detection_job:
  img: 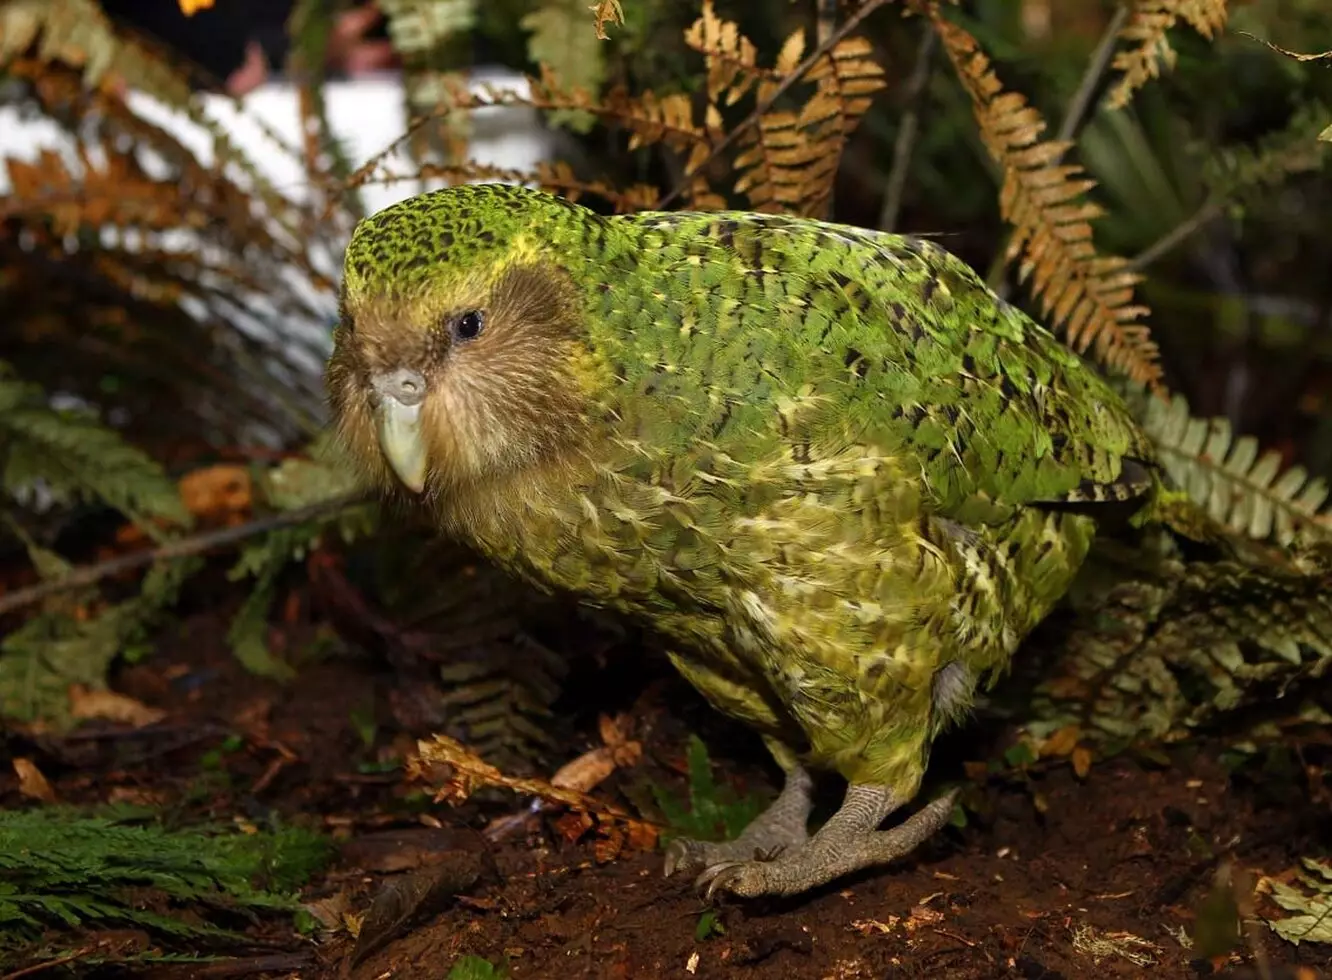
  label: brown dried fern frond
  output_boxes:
[931,9,1165,390]
[1107,0,1230,110]
[371,160,660,214]
[346,67,725,209]
[0,0,310,237]
[686,1,885,217]
[2,61,338,447]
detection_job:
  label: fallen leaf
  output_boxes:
[1072,746,1093,779]
[68,685,167,727]
[178,464,253,522]
[1041,725,1081,757]
[13,757,56,802]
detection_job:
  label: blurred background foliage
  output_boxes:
[1,0,1331,777]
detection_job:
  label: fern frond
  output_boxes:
[688,2,884,217]
[0,807,329,951]
[1128,387,1332,549]
[2,59,337,442]
[219,448,375,680]
[522,0,610,132]
[0,557,201,724]
[932,9,1165,389]
[379,0,476,55]
[682,0,777,107]
[1202,100,1331,206]
[348,71,724,209]
[0,4,307,236]
[1017,539,1332,749]
[380,160,659,212]
[1108,0,1230,110]
[590,0,624,40]
[0,363,189,532]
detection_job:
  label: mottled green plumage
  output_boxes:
[328,183,1163,897]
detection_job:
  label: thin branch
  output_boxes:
[878,24,937,231]
[1125,197,1224,272]
[985,2,1131,292]
[655,0,894,210]
[1056,2,1131,143]
[0,494,364,618]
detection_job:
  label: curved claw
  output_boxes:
[698,860,761,901]
[662,838,698,878]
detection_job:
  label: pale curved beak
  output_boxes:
[370,368,428,494]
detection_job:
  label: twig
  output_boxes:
[1056,3,1131,143]
[878,24,937,231]
[1125,198,1225,272]
[655,0,895,210]
[0,495,363,618]
[818,0,839,219]
[1,948,97,980]
[932,927,979,948]
[984,2,1132,292]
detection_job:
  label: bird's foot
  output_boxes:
[697,785,959,900]
[663,765,813,878]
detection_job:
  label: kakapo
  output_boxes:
[326,183,1173,899]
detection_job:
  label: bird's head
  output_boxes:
[326,184,605,500]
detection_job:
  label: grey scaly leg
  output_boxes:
[662,764,814,877]
[695,784,959,899]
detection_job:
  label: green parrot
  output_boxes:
[325,182,1177,900]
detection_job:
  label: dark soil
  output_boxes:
[3,595,1330,980]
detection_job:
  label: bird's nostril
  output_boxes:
[372,367,428,407]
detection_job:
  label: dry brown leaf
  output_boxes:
[689,2,884,217]
[410,733,651,832]
[68,684,167,727]
[178,464,253,522]
[1071,746,1093,779]
[1040,724,1082,757]
[1109,0,1229,109]
[933,8,1164,389]
[13,757,57,803]
[590,0,625,41]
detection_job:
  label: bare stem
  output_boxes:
[0,494,364,618]
[1056,3,1130,143]
[1125,198,1224,272]
[984,3,1131,292]
[878,25,937,231]
[655,0,894,210]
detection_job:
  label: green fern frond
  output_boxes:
[522,0,610,133]
[1203,101,1331,209]
[1259,857,1332,946]
[0,557,202,724]
[1121,384,1332,548]
[0,363,189,534]
[0,806,330,954]
[223,445,376,680]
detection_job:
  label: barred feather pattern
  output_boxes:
[331,184,1160,800]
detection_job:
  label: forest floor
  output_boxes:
[2,580,1330,980]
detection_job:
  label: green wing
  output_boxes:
[605,210,1157,524]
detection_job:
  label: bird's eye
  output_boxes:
[454,310,485,341]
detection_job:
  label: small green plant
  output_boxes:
[446,954,508,980]
[649,735,767,845]
[694,909,726,941]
